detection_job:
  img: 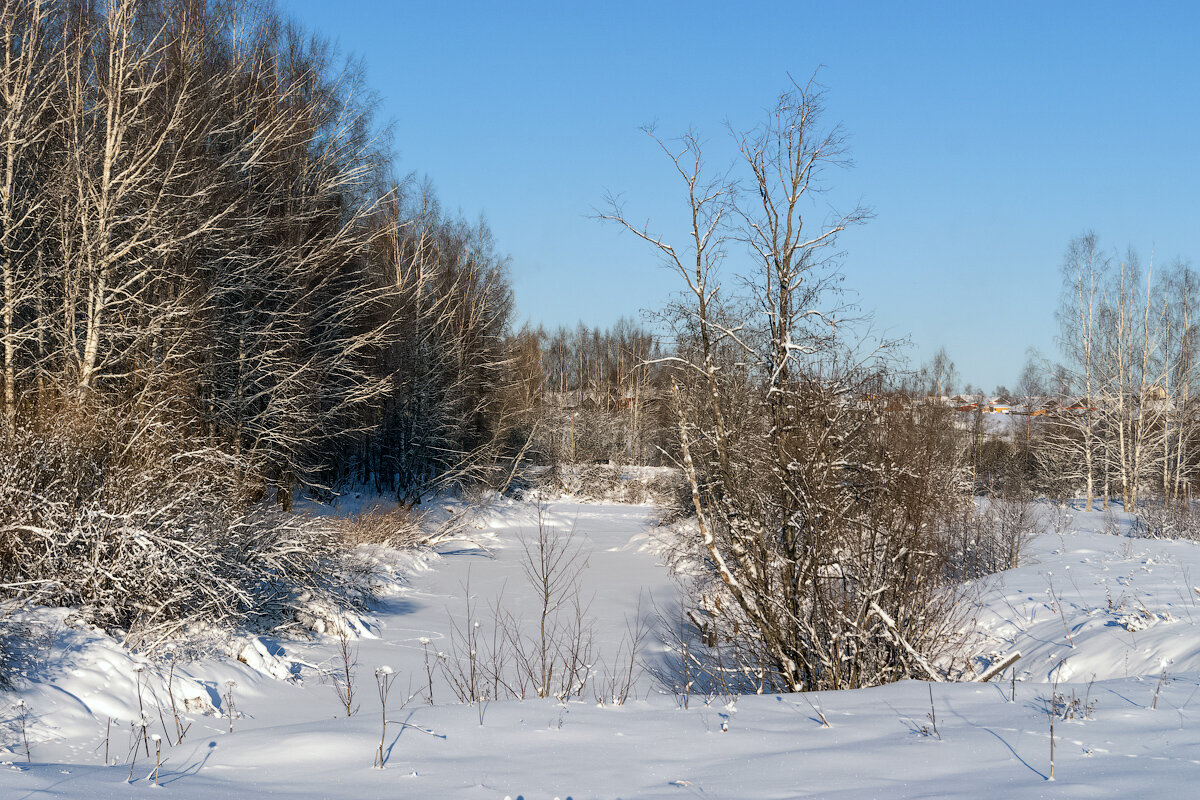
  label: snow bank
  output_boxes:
[3,498,1200,798]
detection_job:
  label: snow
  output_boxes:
[969,505,1200,683]
[4,496,1200,797]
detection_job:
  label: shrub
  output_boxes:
[0,412,370,652]
[333,504,425,549]
[546,464,682,505]
[1131,497,1200,540]
[942,491,1045,580]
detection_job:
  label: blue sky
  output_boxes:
[282,0,1200,391]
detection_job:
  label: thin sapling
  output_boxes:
[333,628,359,716]
[374,666,395,768]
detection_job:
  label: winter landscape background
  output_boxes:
[3,1,1200,797]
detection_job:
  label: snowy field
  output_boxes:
[3,496,1200,798]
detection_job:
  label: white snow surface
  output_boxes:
[3,496,1200,798]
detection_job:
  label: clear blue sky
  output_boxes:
[282,0,1200,391]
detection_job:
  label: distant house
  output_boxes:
[985,399,1011,414]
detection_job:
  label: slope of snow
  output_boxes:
[970,504,1200,682]
[3,497,1200,798]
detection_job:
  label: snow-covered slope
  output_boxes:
[971,506,1200,684]
[3,498,1199,798]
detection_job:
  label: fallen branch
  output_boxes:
[974,651,1022,683]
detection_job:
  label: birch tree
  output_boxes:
[54,0,223,394]
[1088,251,1170,509]
[1048,233,1110,510]
[0,0,58,433]
[1161,264,1200,503]
[606,79,966,692]
[0,0,518,506]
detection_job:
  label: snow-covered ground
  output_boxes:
[4,496,1200,798]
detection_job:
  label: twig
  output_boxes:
[926,684,941,740]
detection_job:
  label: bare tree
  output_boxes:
[920,347,958,400]
[0,0,58,433]
[1047,233,1110,510]
[53,0,232,395]
[1160,264,1200,503]
[600,125,735,482]
[1099,251,1167,507]
[0,0,520,642]
[605,78,967,693]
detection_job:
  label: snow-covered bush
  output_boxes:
[0,416,372,651]
[943,492,1045,580]
[545,464,682,505]
[1131,498,1200,541]
[663,387,978,694]
[333,504,425,549]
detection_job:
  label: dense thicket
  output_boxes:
[0,0,513,504]
[0,0,516,639]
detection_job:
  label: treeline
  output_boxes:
[0,0,522,640]
[0,0,511,504]
[1042,233,1200,510]
[913,234,1200,512]
[509,320,671,465]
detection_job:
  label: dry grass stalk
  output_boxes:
[335,505,425,549]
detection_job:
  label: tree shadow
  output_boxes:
[942,695,1049,781]
[380,710,447,768]
[158,739,219,785]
